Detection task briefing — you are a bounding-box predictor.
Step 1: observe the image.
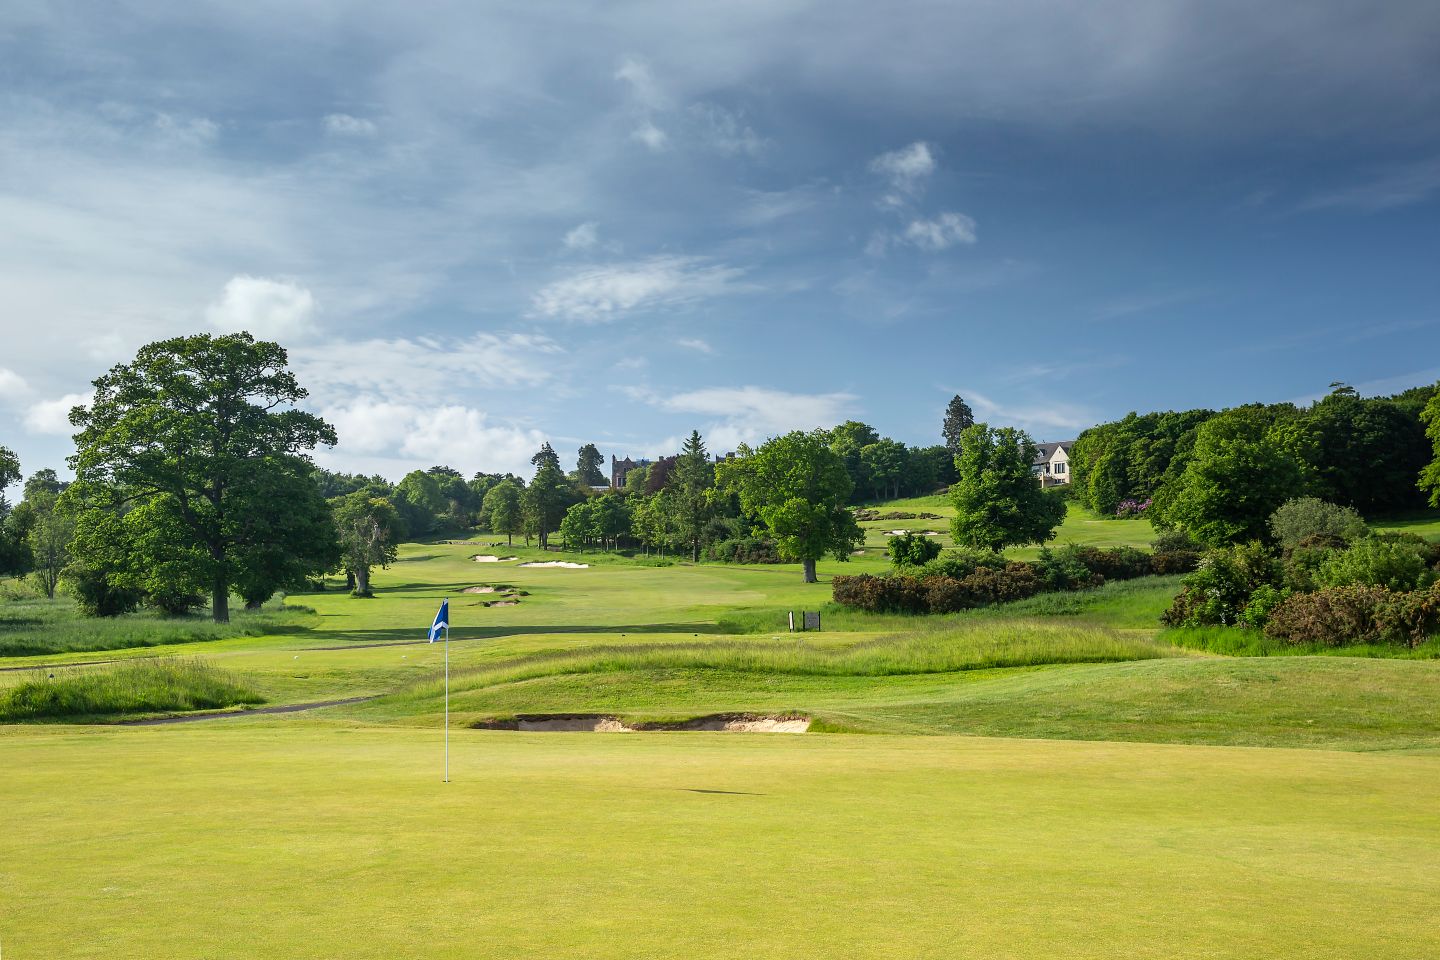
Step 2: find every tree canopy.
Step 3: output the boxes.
[950,424,1066,552]
[67,333,338,621]
[716,430,862,582]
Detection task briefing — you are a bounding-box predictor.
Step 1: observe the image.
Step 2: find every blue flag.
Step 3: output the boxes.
[428,599,449,643]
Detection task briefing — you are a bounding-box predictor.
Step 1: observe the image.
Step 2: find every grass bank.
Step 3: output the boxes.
[0,658,263,721]
[0,594,315,656]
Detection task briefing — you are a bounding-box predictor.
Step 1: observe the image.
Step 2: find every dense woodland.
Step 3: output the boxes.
[3,333,1440,620]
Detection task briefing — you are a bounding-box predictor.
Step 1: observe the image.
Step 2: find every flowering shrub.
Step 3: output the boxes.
[1115,498,1152,518]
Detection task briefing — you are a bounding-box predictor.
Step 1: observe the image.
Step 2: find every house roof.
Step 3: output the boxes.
[1032,441,1074,464]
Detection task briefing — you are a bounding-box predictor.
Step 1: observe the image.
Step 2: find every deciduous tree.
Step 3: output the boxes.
[716,431,863,583]
[949,424,1066,552]
[68,333,338,622]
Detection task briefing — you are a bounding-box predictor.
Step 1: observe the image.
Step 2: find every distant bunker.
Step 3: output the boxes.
[474,714,810,733]
[472,555,519,563]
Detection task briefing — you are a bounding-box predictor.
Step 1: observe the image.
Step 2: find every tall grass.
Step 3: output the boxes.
[0,595,314,657]
[1164,625,1440,660]
[388,619,1177,705]
[0,658,264,721]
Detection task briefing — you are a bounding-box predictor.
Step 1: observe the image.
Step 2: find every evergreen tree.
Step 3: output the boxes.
[942,395,976,451]
[672,430,714,562]
[576,444,606,487]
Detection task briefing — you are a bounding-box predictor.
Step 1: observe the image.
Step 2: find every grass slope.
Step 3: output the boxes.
[0,659,263,721]
[1,725,1436,960]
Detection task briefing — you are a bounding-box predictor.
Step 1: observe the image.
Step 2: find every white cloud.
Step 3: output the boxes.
[0,368,31,402]
[24,391,92,435]
[322,113,379,137]
[562,221,600,251]
[153,113,219,147]
[631,121,670,151]
[676,337,714,354]
[292,332,562,404]
[531,256,749,323]
[870,141,936,194]
[635,385,857,450]
[902,212,977,250]
[964,389,1093,438]
[615,57,664,110]
[867,212,977,255]
[205,275,318,341]
[317,398,545,477]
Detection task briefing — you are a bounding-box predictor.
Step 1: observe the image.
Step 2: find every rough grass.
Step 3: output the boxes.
[383,619,1176,711]
[0,658,264,721]
[0,594,315,656]
[1165,624,1440,659]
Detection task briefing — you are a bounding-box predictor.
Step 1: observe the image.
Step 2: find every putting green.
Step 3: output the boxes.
[2,724,1437,959]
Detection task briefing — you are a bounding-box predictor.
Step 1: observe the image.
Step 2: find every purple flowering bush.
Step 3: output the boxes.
[1115,498,1152,518]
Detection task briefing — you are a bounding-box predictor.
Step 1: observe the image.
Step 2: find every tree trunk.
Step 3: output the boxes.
[212,572,230,623]
[345,569,356,592]
[245,598,264,611]
[692,539,700,564]
[507,532,513,546]
[802,558,818,583]
[354,564,371,596]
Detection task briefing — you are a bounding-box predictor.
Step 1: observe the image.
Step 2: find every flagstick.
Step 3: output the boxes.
[444,610,450,784]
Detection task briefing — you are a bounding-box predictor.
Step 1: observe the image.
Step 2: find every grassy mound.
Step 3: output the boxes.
[0,595,314,657]
[380,619,1174,711]
[0,659,264,721]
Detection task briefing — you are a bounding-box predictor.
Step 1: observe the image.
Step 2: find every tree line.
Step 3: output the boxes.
[1068,384,1440,545]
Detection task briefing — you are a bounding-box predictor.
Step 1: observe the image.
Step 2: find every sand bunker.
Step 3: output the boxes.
[886,529,942,536]
[473,555,519,563]
[463,586,498,594]
[518,561,589,569]
[476,714,809,733]
[485,599,520,607]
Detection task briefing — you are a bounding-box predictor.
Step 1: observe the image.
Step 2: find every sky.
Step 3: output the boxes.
[2,0,1439,489]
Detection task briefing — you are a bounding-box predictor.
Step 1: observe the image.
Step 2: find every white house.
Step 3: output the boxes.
[1033,441,1073,487]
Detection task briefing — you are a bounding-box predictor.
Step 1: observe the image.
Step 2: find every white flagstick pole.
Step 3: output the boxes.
[444,602,450,784]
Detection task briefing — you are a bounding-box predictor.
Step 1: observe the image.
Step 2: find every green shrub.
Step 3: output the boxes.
[1373,583,1440,648]
[1033,547,1103,592]
[920,548,1005,580]
[705,536,782,564]
[0,658,263,720]
[1070,546,1152,581]
[1239,583,1291,628]
[1316,537,1436,592]
[1152,529,1200,554]
[1262,585,1390,647]
[62,563,143,618]
[888,532,942,569]
[1268,497,1367,548]
[1151,550,1201,575]
[1161,541,1281,627]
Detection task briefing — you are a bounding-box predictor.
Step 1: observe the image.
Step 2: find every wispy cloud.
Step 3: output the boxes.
[1091,289,1203,322]
[562,221,600,251]
[676,337,714,354]
[24,391,92,436]
[531,256,750,323]
[632,384,856,451]
[867,212,977,256]
[1299,156,1440,213]
[322,113,378,137]
[689,103,766,157]
[317,398,546,477]
[962,389,1094,438]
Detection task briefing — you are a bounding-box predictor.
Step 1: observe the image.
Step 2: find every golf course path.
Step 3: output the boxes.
[118,696,376,726]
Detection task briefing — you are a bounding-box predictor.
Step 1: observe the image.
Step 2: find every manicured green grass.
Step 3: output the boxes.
[1,725,1437,959]
[0,658,262,721]
[1371,509,1440,541]
[0,593,314,657]
[852,500,1155,559]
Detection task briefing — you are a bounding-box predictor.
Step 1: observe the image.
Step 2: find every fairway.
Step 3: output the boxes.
[3,725,1438,960]
[5,533,1440,957]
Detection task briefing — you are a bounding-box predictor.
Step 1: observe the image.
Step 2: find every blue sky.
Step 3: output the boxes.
[2,0,1439,485]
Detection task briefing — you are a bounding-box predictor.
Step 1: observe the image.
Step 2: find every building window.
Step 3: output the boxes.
[1054,462,1066,474]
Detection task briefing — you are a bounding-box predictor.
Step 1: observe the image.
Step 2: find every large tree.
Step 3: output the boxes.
[393,470,447,537]
[575,443,606,487]
[672,430,714,562]
[523,453,576,550]
[942,395,976,451]
[68,333,337,622]
[482,480,522,545]
[860,438,908,500]
[716,430,863,583]
[0,446,30,576]
[332,493,402,597]
[949,424,1066,552]
[1416,385,1440,507]
[23,487,74,599]
[1149,405,1311,546]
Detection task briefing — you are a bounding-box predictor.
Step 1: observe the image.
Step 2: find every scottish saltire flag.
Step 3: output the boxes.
[428,599,449,643]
